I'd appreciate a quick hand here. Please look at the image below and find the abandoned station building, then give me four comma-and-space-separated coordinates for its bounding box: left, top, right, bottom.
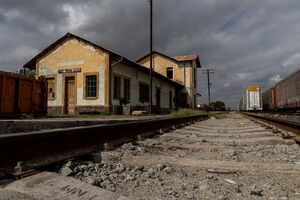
23, 33, 201, 115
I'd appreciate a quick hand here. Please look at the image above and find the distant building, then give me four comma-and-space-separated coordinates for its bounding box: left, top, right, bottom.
23, 33, 201, 115
137, 51, 201, 109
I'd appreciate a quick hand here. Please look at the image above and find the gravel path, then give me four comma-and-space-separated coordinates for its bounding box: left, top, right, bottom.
59, 113, 300, 199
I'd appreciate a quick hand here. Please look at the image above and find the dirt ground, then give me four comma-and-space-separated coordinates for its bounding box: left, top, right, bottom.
59, 113, 300, 199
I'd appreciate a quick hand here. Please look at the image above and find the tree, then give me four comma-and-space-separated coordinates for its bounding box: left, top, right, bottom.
210, 101, 226, 111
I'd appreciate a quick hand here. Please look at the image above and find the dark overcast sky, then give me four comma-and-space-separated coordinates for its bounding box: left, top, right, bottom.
1, 0, 300, 109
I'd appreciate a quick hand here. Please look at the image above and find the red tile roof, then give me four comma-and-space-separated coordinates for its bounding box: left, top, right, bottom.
173, 55, 199, 61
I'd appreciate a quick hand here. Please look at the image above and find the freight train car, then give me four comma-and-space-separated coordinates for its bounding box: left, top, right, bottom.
246, 86, 263, 111
262, 87, 276, 110
262, 69, 299, 111
275, 69, 300, 110
0, 70, 47, 117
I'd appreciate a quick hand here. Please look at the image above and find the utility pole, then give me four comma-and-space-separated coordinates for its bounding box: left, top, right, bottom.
202, 69, 214, 110
149, 0, 153, 114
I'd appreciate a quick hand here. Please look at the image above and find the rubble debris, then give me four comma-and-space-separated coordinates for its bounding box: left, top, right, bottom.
55, 113, 300, 199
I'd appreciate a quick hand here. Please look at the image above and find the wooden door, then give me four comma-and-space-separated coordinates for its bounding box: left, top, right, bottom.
64, 77, 75, 114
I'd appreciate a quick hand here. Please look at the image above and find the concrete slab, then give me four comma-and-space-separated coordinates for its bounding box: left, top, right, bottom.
0, 172, 128, 200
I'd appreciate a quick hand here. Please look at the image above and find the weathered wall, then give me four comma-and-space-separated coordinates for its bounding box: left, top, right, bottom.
138, 54, 184, 84
36, 38, 109, 111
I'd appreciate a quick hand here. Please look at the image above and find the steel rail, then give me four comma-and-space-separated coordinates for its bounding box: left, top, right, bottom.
242, 112, 300, 143
243, 113, 300, 129
0, 115, 207, 168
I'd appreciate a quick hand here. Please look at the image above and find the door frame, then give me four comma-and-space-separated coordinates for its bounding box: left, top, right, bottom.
62, 74, 77, 114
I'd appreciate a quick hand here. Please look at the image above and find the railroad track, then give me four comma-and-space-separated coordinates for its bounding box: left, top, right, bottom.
1, 113, 300, 199
0, 115, 207, 176
54, 113, 300, 199
243, 112, 300, 143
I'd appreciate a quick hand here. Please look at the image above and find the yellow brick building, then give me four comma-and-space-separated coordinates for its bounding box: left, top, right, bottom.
23, 33, 201, 115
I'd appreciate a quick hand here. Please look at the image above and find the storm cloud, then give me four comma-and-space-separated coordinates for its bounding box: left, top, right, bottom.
1, 0, 300, 108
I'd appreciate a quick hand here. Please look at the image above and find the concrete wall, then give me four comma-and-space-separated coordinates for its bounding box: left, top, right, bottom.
36, 38, 110, 114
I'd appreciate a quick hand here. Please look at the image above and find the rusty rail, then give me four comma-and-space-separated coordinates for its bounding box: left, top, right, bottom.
242, 112, 300, 143
0, 115, 208, 168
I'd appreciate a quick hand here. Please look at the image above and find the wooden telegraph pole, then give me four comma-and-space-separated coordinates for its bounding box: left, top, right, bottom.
202, 69, 214, 110
149, 0, 153, 114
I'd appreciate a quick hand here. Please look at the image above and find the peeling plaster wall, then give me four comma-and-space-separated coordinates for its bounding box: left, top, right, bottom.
37, 38, 109, 108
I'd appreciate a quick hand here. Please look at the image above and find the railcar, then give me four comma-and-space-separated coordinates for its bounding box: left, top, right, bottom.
275, 69, 300, 111
246, 86, 263, 111
262, 69, 300, 111
262, 87, 276, 110
0, 70, 47, 117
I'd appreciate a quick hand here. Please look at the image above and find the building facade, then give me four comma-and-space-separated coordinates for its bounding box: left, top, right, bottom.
23, 33, 184, 115
137, 51, 201, 108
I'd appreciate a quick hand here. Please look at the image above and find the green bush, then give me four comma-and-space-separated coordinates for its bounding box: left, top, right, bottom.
170, 109, 205, 117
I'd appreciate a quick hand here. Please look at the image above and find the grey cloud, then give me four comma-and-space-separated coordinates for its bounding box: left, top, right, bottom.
1, 0, 300, 108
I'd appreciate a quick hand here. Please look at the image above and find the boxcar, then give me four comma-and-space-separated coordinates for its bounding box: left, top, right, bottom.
0, 70, 47, 117
262, 87, 277, 110
246, 86, 263, 111
262, 88, 272, 110
275, 69, 300, 110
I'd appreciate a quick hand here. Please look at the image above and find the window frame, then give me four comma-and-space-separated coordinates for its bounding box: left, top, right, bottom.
139, 82, 150, 103
83, 73, 99, 100
113, 74, 122, 100
46, 75, 56, 100
166, 67, 173, 79
123, 77, 131, 101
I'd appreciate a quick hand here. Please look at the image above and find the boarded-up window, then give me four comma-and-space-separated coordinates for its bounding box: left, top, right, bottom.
167, 67, 173, 79
113, 76, 121, 99
47, 78, 55, 100
85, 75, 97, 98
123, 78, 130, 101
139, 83, 149, 103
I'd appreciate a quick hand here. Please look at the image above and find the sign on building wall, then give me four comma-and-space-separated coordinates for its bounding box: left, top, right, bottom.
58, 68, 81, 74
57, 60, 84, 67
